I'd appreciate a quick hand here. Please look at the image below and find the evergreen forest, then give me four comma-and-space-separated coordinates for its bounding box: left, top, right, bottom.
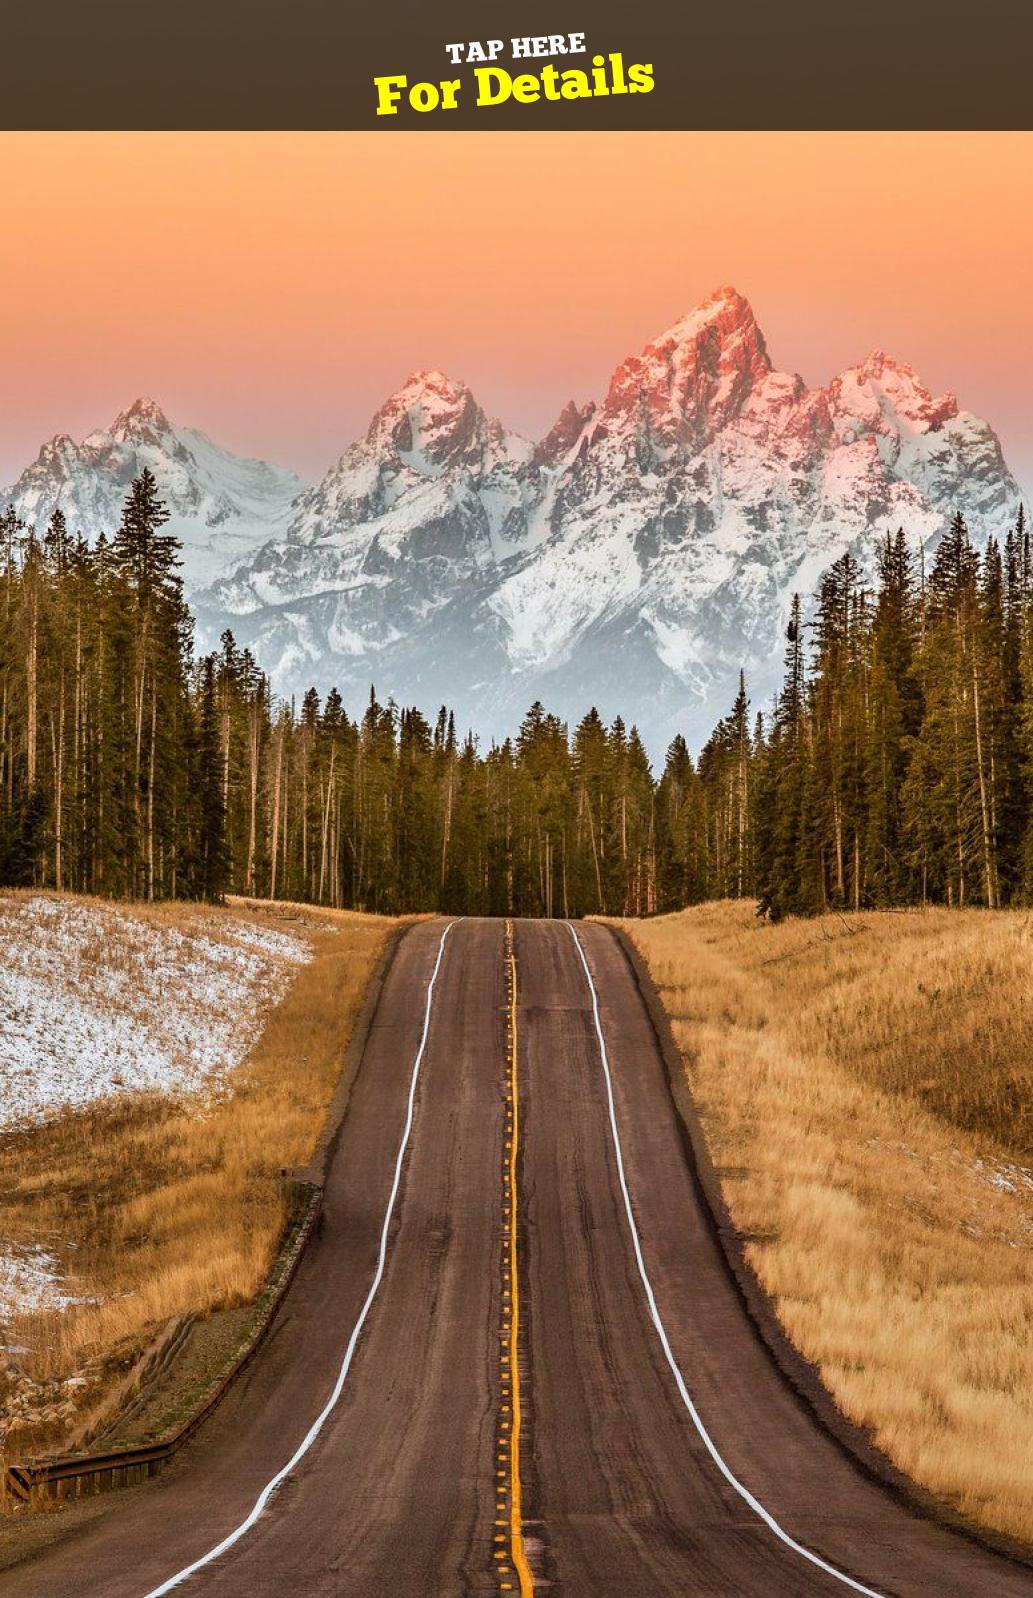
2, 472, 1030, 918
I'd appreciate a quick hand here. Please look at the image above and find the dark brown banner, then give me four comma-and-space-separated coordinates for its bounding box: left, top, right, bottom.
3, 0, 1032, 129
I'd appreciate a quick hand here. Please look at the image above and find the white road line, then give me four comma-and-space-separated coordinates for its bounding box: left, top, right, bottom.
141, 919, 460, 1598
566, 923, 889, 1598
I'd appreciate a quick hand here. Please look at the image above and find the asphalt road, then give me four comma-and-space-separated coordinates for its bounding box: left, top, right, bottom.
4, 916, 1033, 1597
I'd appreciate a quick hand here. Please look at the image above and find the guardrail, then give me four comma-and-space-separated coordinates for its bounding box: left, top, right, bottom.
3, 1181, 321, 1511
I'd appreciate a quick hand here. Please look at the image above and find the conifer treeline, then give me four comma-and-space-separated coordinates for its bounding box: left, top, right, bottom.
0, 472, 669, 914
750, 509, 1033, 917
2, 472, 1030, 917
0, 474, 206, 899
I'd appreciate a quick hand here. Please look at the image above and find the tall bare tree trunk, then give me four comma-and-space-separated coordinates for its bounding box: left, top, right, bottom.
53, 683, 66, 890
269, 726, 284, 900
586, 793, 605, 913
246, 700, 260, 895
972, 664, 997, 908
736, 735, 748, 898
318, 747, 336, 903
73, 606, 83, 890
25, 577, 38, 791
146, 686, 157, 900
440, 756, 454, 891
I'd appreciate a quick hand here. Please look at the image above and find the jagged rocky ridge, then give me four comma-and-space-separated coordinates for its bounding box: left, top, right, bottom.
6, 290, 1023, 755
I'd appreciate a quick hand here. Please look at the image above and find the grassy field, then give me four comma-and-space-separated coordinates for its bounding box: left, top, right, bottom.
612, 903, 1033, 1545
0, 894, 397, 1461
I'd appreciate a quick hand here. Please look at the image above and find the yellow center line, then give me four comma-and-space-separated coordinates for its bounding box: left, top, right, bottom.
504, 918, 534, 1596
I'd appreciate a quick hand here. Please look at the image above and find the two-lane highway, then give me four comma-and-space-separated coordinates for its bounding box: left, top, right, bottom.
4, 918, 1033, 1597
517, 920, 1033, 1595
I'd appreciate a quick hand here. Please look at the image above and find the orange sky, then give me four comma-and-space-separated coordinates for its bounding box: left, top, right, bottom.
1, 132, 1031, 493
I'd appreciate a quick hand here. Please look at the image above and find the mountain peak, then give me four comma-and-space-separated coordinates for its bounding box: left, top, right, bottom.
601, 286, 772, 444
389, 370, 472, 408
369, 369, 474, 428
665, 284, 760, 341
109, 396, 174, 442
361, 368, 517, 474
405, 367, 463, 388
855, 349, 917, 381
830, 351, 960, 432
654, 286, 769, 375
34, 433, 80, 473
7, 404, 301, 588
534, 399, 596, 467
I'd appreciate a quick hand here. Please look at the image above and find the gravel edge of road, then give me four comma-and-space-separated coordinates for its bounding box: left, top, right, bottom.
604, 921, 1033, 1577
299, 917, 416, 1190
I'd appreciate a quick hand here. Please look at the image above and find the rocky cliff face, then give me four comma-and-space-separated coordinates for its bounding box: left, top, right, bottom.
5, 291, 1023, 755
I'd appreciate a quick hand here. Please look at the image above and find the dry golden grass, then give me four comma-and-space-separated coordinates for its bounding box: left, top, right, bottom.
0, 894, 397, 1459
610, 902, 1033, 1545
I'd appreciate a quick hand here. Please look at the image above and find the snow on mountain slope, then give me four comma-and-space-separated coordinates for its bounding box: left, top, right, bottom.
3, 399, 303, 587
488, 296, 1016, 700
200, 369, 541, 686
198, 287, 1022, 754
4, 293, 1024, 756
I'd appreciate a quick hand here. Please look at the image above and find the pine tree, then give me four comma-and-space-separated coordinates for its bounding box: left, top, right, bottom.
866, 530, 921, 904
757, 596, 809, 919
193, 654, 228, 901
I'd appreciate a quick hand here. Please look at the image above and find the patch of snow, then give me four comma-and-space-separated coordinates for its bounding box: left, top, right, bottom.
0, 1247, 89, 1321
205, 917, 314, 962
975, 1158, 1033, 1196
0, 896, 312, 1133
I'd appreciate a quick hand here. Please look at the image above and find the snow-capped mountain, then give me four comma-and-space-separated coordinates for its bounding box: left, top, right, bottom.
3, 399, 302, 587
199, 369, 546, 687
4, 292, 1024, 755
197, 287, 1023, 754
